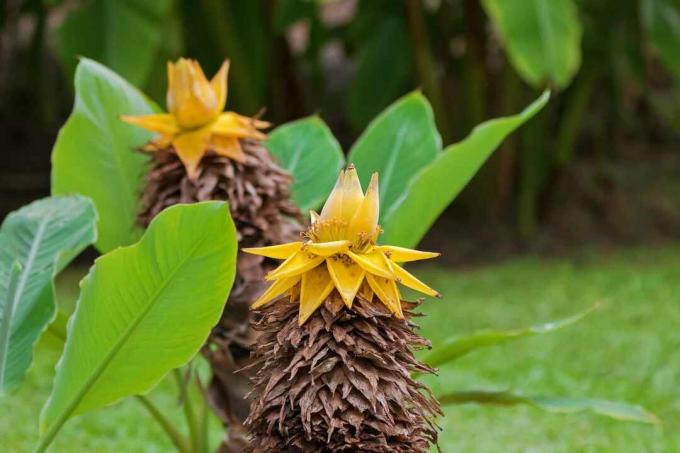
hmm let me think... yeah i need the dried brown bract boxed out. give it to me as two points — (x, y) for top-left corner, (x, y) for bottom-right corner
(245, 294), (441, 452)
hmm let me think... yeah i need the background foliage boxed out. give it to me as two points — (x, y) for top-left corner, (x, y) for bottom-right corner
(1, 1), (679, 450)
(2, 0), (680, 245)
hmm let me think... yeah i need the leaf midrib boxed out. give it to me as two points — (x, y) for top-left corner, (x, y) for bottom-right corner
(0, 213), (51, 389)
(43, 236), (206, 439)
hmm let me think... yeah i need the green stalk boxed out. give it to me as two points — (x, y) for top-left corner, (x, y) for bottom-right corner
(195, 376), (210, 453)
(516, 99), (548, 238)
(495, 65), (523, 217)
(174, 368), (201, 452)
(136, 395), (191, 453)
(461, 0), (487, 133)
(200, 0), (261, 113)
(404, 0), (451, 141)
(34, 393), (192, 453)
(554, 71), (596, 168)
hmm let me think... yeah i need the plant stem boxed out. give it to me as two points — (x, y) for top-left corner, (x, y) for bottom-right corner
(136, 395), (191, 453)
(201, 0), (262, 114)
(554, 71), (596, 168)
(516, 98), (548, 238)
(495, 66), (522, 217)
(174, 368), (201, 452)
(404, 0), (450, 141)
(195, 376), (210, 453)
(461, 0), (487, 133)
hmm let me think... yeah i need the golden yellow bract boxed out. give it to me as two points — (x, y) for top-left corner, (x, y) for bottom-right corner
(121, 58), (269, 178)
(244, 166), (440, 325)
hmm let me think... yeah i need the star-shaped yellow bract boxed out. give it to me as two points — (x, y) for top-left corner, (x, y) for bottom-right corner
(121, 58), (269, 178)
(244, 165), (441, 325)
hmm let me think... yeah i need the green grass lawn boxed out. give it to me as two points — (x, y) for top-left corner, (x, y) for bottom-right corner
(2, 245), (679, 452)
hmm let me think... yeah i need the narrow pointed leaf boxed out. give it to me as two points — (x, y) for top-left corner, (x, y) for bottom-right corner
(0, 196), (97, 395)
(439, 390), (660, 424)
(38, 202), (236, 448)
(422, 304), (595, 368)
(381, 91), (550, 248)
(348, 92), (441, 219)
(52, 58), (158, 253)
(265, 116), (345, 211)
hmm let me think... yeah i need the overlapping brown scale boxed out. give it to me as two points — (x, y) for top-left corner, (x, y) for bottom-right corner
(245, 294), (442, 452)
(136, 138), (303, 451)
(138, 139), (301, 243)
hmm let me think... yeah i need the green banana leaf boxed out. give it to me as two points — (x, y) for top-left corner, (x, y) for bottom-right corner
(52, 58), (157, 253)
(381, 91), (550, 248)
(482, 0), (582, 89)
(421, 303), (595, 368)
(0, 196), (97, 395)
(38, 202), (236, 451)
(348, 91), (441, 219)
(266, 116), (345, 212)
(439, 389), (660, 424)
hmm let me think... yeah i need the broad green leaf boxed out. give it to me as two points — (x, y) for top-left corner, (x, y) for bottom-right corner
(348, 92), (441, 219)
(641, 0), (680, 86)
(421, 304), (593, 368)
(0, 196), (97, 395)
(0, 263), (21, 393)
(38, 202), (236, 449)
(266, 116), (345, 211)
(52, 58), (157, 253)
(55, 0), (174, 88)
(381, 91), (550, 248)
(482, 0), (582, 89)
(438, 390), (660, 424)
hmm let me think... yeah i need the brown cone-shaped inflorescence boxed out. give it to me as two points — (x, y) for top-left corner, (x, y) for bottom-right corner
(122, 58), (304, 450)
(137, 139), (301, 245)
(137, 139), (303, 449)
(245, 293), (442, 452)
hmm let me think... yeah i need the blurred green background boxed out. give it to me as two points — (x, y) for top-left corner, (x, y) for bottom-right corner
(1, 0), (680, 451)
(3, 0), (680, 246)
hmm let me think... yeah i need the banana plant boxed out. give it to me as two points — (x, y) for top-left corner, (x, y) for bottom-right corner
(36, 201), (238, 452)
(267, 89), (550, 248)
(263, 90), (658, 431)
(0, 194), (238, 453)
(0, 196), (97, 395)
